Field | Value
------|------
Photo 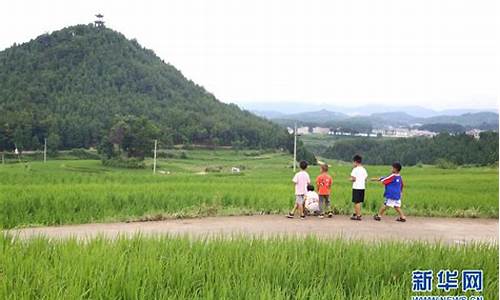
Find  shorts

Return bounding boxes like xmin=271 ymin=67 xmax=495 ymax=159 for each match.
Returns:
xmin=384 ymin=198 xmax=401 ymax=208
xmin=352 ymin=189 xmax=365 ymax=203
xmin=295 ymin=194 xmax=305 ymax=205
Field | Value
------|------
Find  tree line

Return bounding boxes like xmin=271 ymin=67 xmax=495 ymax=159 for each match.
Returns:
xmin=323 ymin=132 xmax=498 ymax=166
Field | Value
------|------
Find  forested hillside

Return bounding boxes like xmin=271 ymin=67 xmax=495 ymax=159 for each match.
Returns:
xmin=0 ymin=24 xmax=291 ymax=151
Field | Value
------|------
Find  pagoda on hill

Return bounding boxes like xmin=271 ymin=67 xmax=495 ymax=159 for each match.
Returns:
xmin=94 ymin=14 xmax=105 ymax=28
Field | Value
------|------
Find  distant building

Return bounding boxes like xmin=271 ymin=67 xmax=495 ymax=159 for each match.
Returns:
xmin=411 ymin=129 xmax=437 ymax=137
xmin=297 ymin=127 xmax=310 ymax=135
xmin=372 ymin=127 xmax=436 ymax=138
xmin=312 ymin=127 xmax=330 ymax=134
xmin=466 ymin=129 xmax=483 ymax=139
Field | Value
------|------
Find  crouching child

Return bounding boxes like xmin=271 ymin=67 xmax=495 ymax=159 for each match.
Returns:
xmin=304 ymin=184 xmax=320 ymax=216
xmin=371 ymin=162 xmax=406 ymax=222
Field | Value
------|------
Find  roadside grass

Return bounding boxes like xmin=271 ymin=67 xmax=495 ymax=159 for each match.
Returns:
xmin=0 ymin=149 xmax=498 ymax=228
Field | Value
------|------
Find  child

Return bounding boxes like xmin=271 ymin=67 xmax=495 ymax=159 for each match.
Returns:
xmin=287 ymin=160 xmax=310 ymax=219
xmin=350 ymin=154 xmax=368 ymax=221
xmin=316 ymin=164 xmax=334 ymax=218
xmin=304 ymin=184 xmax=320 ymax=215
xmin=372 ymin=162 xmax=406 ymax=222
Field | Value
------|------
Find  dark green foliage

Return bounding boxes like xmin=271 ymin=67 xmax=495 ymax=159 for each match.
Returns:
xmin=324 ymin=132 xmax=499 ymax=166
xmin=295 ymin=140 xmax=317 ymax=165
xmin=0 ymin=24 xmax=290 ymax=151
xmin=435 ymin=159 xmax=458 ymax=169
xmin=101 ymin=157 xmax=146 ymax=169
xmin=65 ymin=148 xmax=100 ymax=160
xmin=419 ymin=123 xmax=465 ymax=134
xmin=104 ymin=115 xmax=159 ymax=159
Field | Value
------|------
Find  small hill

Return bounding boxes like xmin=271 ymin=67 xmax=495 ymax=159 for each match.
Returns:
xmin=0 ymin=24 xmax=290 ymax=151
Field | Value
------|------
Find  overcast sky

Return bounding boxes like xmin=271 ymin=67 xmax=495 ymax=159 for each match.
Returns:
xmin=1 ymin=0 xmax=497 ymax=110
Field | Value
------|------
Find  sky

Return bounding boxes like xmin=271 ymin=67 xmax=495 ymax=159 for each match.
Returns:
xmin=1 ymin=0 xmax=498 ymax=110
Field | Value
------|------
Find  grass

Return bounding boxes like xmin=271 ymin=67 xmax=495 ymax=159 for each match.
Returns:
xmin=0 ymin=235 xmax=497 ymax=299
xmin=0 ymin=149 xmax=498 ymax=228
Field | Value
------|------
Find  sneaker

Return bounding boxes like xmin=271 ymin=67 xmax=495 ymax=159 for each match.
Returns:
xmin=286 ymin=212 xmax=294 ymax=219
xmin=373 ymin=215 xmax=381 ymax=221
xmin=327 ymin=212 xmax=333 ymax=218
xmin=396 ymin=217 xmax=407 ymax=222
xmin=300 ymin=215 xmax=306 ymax=220
xmin=318 ymin=215 xmax=324 ymax=219
xmin=350 ymin=215 xmax=362 ymax=221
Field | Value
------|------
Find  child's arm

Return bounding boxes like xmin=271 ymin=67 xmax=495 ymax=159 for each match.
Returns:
xmin=379 ymin=174 xmax=396 ymax=185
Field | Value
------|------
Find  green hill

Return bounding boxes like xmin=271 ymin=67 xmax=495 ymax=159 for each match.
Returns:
xmin=0 ymin=24 xmax=291 ymax=151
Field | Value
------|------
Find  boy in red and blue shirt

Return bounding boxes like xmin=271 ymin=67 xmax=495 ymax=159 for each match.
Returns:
xmin=371 ymin=162 xmax=406 ymax=222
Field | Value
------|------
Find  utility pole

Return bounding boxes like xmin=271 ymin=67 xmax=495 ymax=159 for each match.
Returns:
xmin=153 ymin=139 xmax=157 ymax=174
xmin=44 ymin=138 xmax=47 ymax=163
xmin=293 ymin=122 xmax=297 ymax=172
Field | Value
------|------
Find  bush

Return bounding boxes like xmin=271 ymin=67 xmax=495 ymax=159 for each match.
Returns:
xmin=243 ymin=151 xmax=261 ymax=157
xmin=67 ymin=148 xmax=100 ymax=160
xmin=157 ymin=152 xmax=176 ymax=159
xmin=435 ymin=158 xmax=457 ymax=169
xmin=101 ymin=157 xmax=146 ymax=169
xmin=205 ymin=166 xmax=223 ymax=173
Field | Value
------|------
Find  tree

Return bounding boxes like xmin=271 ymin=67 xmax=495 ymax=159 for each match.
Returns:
xmin=103 ymin=116 xmax=159 ymax=160
xmin=47 ymin=133 xmax=61 ymax=153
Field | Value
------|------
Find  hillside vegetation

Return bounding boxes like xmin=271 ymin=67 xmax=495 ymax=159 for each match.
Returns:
xmin=0 ymin=24 xmax=291 ymax=151
xmin=323 ymin=132 xmax=499 ymax=166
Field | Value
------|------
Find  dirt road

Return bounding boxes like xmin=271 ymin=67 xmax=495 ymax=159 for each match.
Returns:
xmin=7 ymin=215 xmax=498 ymax=245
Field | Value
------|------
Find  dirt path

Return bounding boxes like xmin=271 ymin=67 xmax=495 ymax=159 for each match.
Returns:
xmin=7 ymin=215 xmax=498 ymax=245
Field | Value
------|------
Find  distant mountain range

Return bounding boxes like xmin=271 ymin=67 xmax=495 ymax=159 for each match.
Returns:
xmin=252 ymin=108 xmax=499 ymax=131
xmin=246 ymin=102 xmax=498 ymax=118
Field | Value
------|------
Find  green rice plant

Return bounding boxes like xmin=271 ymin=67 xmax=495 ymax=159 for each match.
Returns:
xmin=0 ymin=149 xmax=498 ymax=228
xmin=0 ymin=235 xmax=497 ymax=299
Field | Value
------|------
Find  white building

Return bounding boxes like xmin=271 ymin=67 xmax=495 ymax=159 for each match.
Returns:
xmin=466 ymin=129 xmax=482 ymax=139
xmin=372 ymin=128 xmax=436 ymax=138
xmin=297 ymin=127 xmax=310 ymax=135
xmin=312 ymin=127 xmax=330 ymax=134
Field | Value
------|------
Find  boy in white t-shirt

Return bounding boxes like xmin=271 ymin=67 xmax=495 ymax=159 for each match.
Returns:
xmin=304 ymin=184 xmax=320 ymax=215
xmin=287 ymin=160 xmax=310 ymax=219
xmin=349 ymin=154 xmax=368 ymax=221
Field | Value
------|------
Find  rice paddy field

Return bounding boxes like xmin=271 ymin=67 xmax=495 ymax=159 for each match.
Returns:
xmin=0 ymin=235 xmax=498 ymax=299
xmin=1 ymin=149 xmax=498 ymax=299
xmin=0 ymin=149 xmax=498 ymax=229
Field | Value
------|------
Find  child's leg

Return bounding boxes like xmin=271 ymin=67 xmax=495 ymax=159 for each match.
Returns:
xmin=354 ymin=202 xmax=361 ymax=216
xmin=378 ymin=205 xmax=387 ymax=216
xmin=394 ymin=207 xmax=406 ymax=219
xmin=319 ymin=196 xmax=325 ymax=215
xmin=298 ymin=204 xmax=304 ymax=217
xmin=325 ymin=196 xmax=332 ymax=214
